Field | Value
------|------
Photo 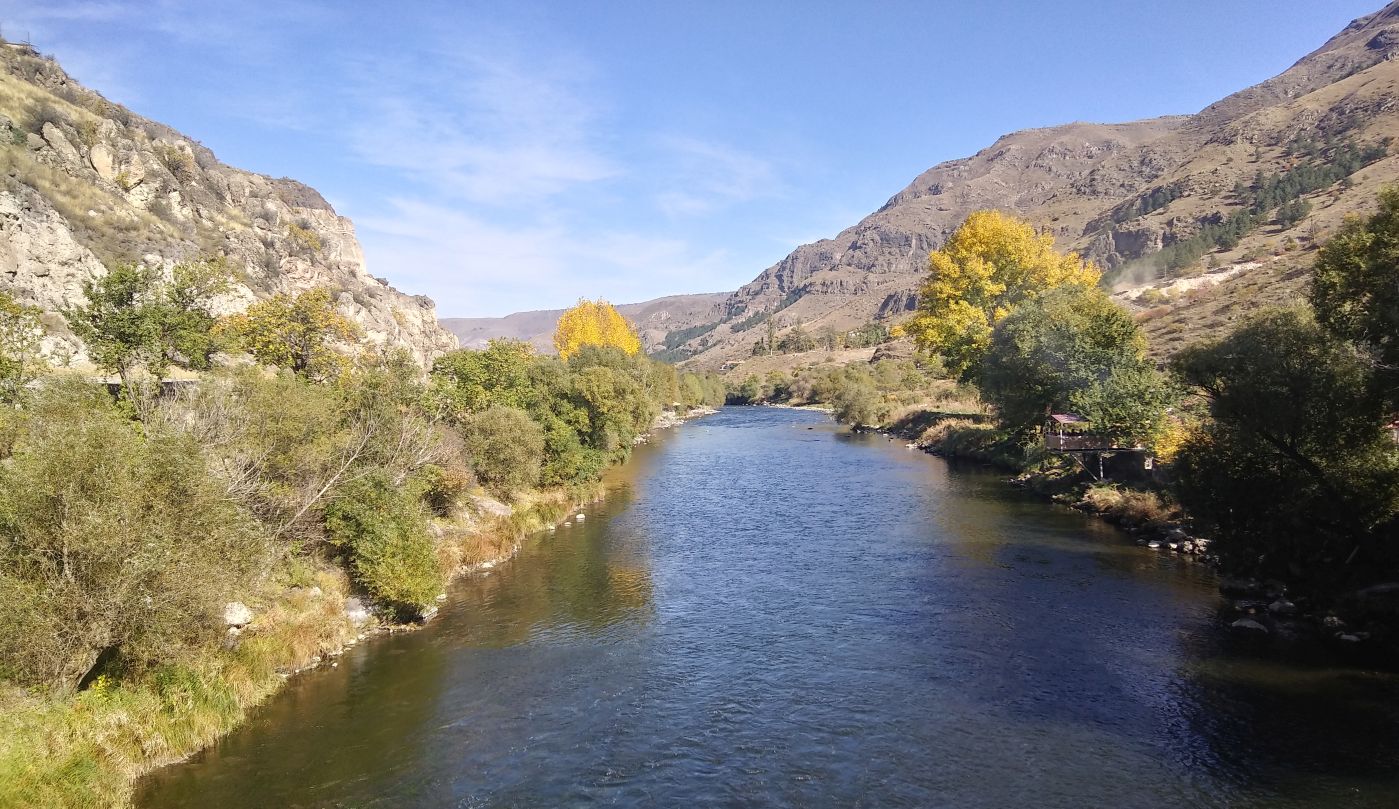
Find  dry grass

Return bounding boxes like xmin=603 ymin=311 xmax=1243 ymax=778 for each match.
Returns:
xmin=1078 ymin=484 xmax=1180 ymax=529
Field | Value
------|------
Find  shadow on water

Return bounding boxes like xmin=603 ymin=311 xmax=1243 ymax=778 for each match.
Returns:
xmin=137 ymin=407 xmax=1399 ymax=809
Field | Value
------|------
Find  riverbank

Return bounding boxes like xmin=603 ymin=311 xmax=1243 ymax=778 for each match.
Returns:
xmin=880 ymin=407 xmax=1209 ymax=554
xmin=0 ymin=406 xmax=712 ymax=809
xmin=878 ymin=405 xmax=1399 ymax=661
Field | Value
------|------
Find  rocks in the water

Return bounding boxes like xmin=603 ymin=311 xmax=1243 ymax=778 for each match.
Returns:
xmin=575 ymin=513 xmax=586 ymax=522
xmin=1342 ymin=582 xmax=1399 ymax=619
xmin=1220 ymin=577 xmax=1267 ymax=598
xmin=1147 ymin=541 xmax=1162 ymax=550
xmin=344 ymin=597 xmax=372 ymax=626
xmin=1268 ymin=599 xmax=1298 ymax=616
xmin=417 ymin=606 xmax=439 ymax=623
xmin=224 ymin=601 xmax=254 ymax=628
xmin=1230 ymin=618 xmax=1269 ymax=634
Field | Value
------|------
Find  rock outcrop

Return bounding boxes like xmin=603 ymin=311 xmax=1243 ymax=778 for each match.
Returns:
xmin=0 ymin=42 xmax=456 ymax=367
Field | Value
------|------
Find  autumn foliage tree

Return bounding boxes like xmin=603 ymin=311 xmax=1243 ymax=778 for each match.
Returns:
xmin=553 ymin=298 xmax=641 ymax=359
xmin=906 ymin=210 xmax=1100 ymax=379
xmin=218 ymin=287 xmax=359 ymax=382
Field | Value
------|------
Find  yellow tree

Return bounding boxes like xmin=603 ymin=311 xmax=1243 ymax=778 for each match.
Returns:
xmin=553 ymin=298 xmax=641 ymax=359
xmin=905 ymin=210 xmax=1099 ymax=379
xmin=218 ymin=287 xmax=360 ymax=381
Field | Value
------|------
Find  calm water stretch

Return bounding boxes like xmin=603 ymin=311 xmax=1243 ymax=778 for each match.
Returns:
xmin=138 ymin=407 xmax=1399 ymax=808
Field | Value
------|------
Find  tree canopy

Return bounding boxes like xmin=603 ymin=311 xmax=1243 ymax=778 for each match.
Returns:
xmin=553 ymin=298 xmax=641 ymax=359
xmin=1312 ymin=186 xmax=1399 ymax=404
xmin=64 ymin=258 xmax=228 ymax=417
xmin=906 ymin=210 xmax=1100 ymax=379
xmin=977 ymin=285 xmax=1170 ymax=444
xmin=1171 ymin=308 xmax=1399 ymax=592
xmin=0 ymin=291 xmax=45 ymax=407
xmin=218 ymin=287 xmax=360 ymax=382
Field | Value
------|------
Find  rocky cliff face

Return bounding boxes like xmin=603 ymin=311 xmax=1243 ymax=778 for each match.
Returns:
xmin=670 ymin=1 xmax=1399 ymax=369
xmin=0 ymin=42 xmax=456 ymax=367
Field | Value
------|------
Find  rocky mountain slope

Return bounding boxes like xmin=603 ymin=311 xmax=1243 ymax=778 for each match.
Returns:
xmin=0 ymin=41 xmax=456 ymax=367
xmin=663 ymin=1 xmax=1399 ymax=370
xmin=441 ymin=292 xmax=727 ymax=354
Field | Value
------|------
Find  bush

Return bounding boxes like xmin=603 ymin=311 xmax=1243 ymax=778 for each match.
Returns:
xmin=325 ymin=471 xmax=442 ymax=612
xmin=459 ymin=405 xmax=545 ymax=492
xmin=831 ymin=380 xmax=887 ymax=428
xmin=0 ymin=384 xmax=268 ymax=692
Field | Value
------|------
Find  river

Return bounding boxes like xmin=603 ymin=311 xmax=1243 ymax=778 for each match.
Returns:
xmin=137 ymin=406 xmax=1399 ymax=808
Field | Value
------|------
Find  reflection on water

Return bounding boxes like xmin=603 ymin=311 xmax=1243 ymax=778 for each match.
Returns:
xmin=138 ymin=408 xmax=1399 ymax=808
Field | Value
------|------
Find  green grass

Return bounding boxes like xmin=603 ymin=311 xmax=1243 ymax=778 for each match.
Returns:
xmin=0 ymin=566 xmax=357 ymax=809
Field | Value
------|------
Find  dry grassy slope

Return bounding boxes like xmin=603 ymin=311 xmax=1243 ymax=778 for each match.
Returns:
xmin=441 ymin=291 xmax=728 ymax=354
xmin=673 ymin=1 xmax=1399 ymax=372
xmin=0 ymin=42 xmax=457 ymax=366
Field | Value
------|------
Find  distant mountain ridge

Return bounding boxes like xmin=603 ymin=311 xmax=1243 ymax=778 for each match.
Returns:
xmin=639 ymin=1 xmax=1399 ymax=368
xmin=441 ymin=292 xmax=728 ymax=354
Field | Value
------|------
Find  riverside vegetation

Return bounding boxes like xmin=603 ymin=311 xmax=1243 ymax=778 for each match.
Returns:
xmin=0 ymin=280 xmax=723 ymax=808
xmin=729 ymin=196 xmax=1399 ymax=650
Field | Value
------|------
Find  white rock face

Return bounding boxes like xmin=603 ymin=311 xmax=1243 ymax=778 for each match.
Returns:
xmin=0 ymin=48 xmax=458 ymax=368
xmin=224 ymin=601 xmax=254 ymax=628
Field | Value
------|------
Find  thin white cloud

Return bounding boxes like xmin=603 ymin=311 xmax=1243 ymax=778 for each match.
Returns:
xmin=343 ymin=41 xmax=617 ymax=207
xmin=357 ymin=198 xmax=731 ymax=317
xmin=652 ymin=135 xmax=780 ymax=217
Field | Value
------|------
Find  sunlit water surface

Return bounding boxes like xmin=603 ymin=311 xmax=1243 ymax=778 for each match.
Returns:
xmin=137 ymin=407 xmax=1399 ymax=808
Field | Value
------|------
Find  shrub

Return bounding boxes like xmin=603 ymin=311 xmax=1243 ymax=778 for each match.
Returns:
xmin=459 ymin=404 xmax=545 ymax=493
xmin=286 ymin=223 xmax=322 ymax=254
xmin=325 ymin=470 xmax=442 ymax=612
xmin=0 ymin=385 xmax=268 ymax=692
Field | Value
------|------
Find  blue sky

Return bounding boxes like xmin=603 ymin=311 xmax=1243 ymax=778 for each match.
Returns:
xmin=0 ymin=1 xmax=1383 ymax=317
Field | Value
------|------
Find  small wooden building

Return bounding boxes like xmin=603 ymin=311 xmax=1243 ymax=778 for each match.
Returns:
xmin=1043 ymin=413 xmax=1118 ymax=451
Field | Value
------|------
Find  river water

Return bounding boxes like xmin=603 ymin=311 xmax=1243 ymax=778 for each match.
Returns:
xmin=137 ymin=407 xmax=1399 ymax=808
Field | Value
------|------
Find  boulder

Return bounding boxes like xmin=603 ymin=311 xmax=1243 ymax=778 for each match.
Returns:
xmin=1219 ymin=577 xmax=1266 ymax=598
xmin=344 ymin=596 xmax=372 ymax=626
xmin=1231 ymin=618 xmax=1269 ymax=635
xmin=223 ymin=601 xmax=254 ymax=628
xmin=89 ymin=143 xmax=116 ymax=181
xmin=1268 ymin=599 xmax=1298 ymax=616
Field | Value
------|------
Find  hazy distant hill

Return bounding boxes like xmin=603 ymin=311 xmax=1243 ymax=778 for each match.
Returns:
xmin=441 ymin=292 xmax=729 ymax=354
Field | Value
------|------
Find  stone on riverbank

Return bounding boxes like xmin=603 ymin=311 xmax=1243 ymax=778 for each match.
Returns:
xmin=1231 ymin=618 xmax=1270 ymax=634
xmin=224 ymin=601 xmax=254 ymax=628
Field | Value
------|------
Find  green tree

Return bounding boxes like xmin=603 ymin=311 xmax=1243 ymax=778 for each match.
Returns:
xmin=325 ymin=469 xmax=442 ymax=615
xmin=0 ymin=291 xmax=45 ymax=406
xmin=1172 ymin=308 xmax=1399 ymax=593
xmin=1312 ymin=187 xmax=1399 ymax=404
xmin=218 ymin=287 xmax=359 ymax=382
xmin=832 ymin=384 xmax=885 ymax=428
xmin=428 ymin=338 xmax=536 ymax=418
xmin=977 ymin=286 xmax=1168 ymax=442
xmin=64 ymin=259 xmax=227 ymax=416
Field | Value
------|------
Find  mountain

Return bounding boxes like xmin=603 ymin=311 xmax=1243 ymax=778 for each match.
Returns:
xmin=657 ymin=1 xmax=1399 ymax=369
xmin=0 ymin=41 xmax=456 ymax=367
xmin=441 ymin=292 xmax=728 ymax=354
